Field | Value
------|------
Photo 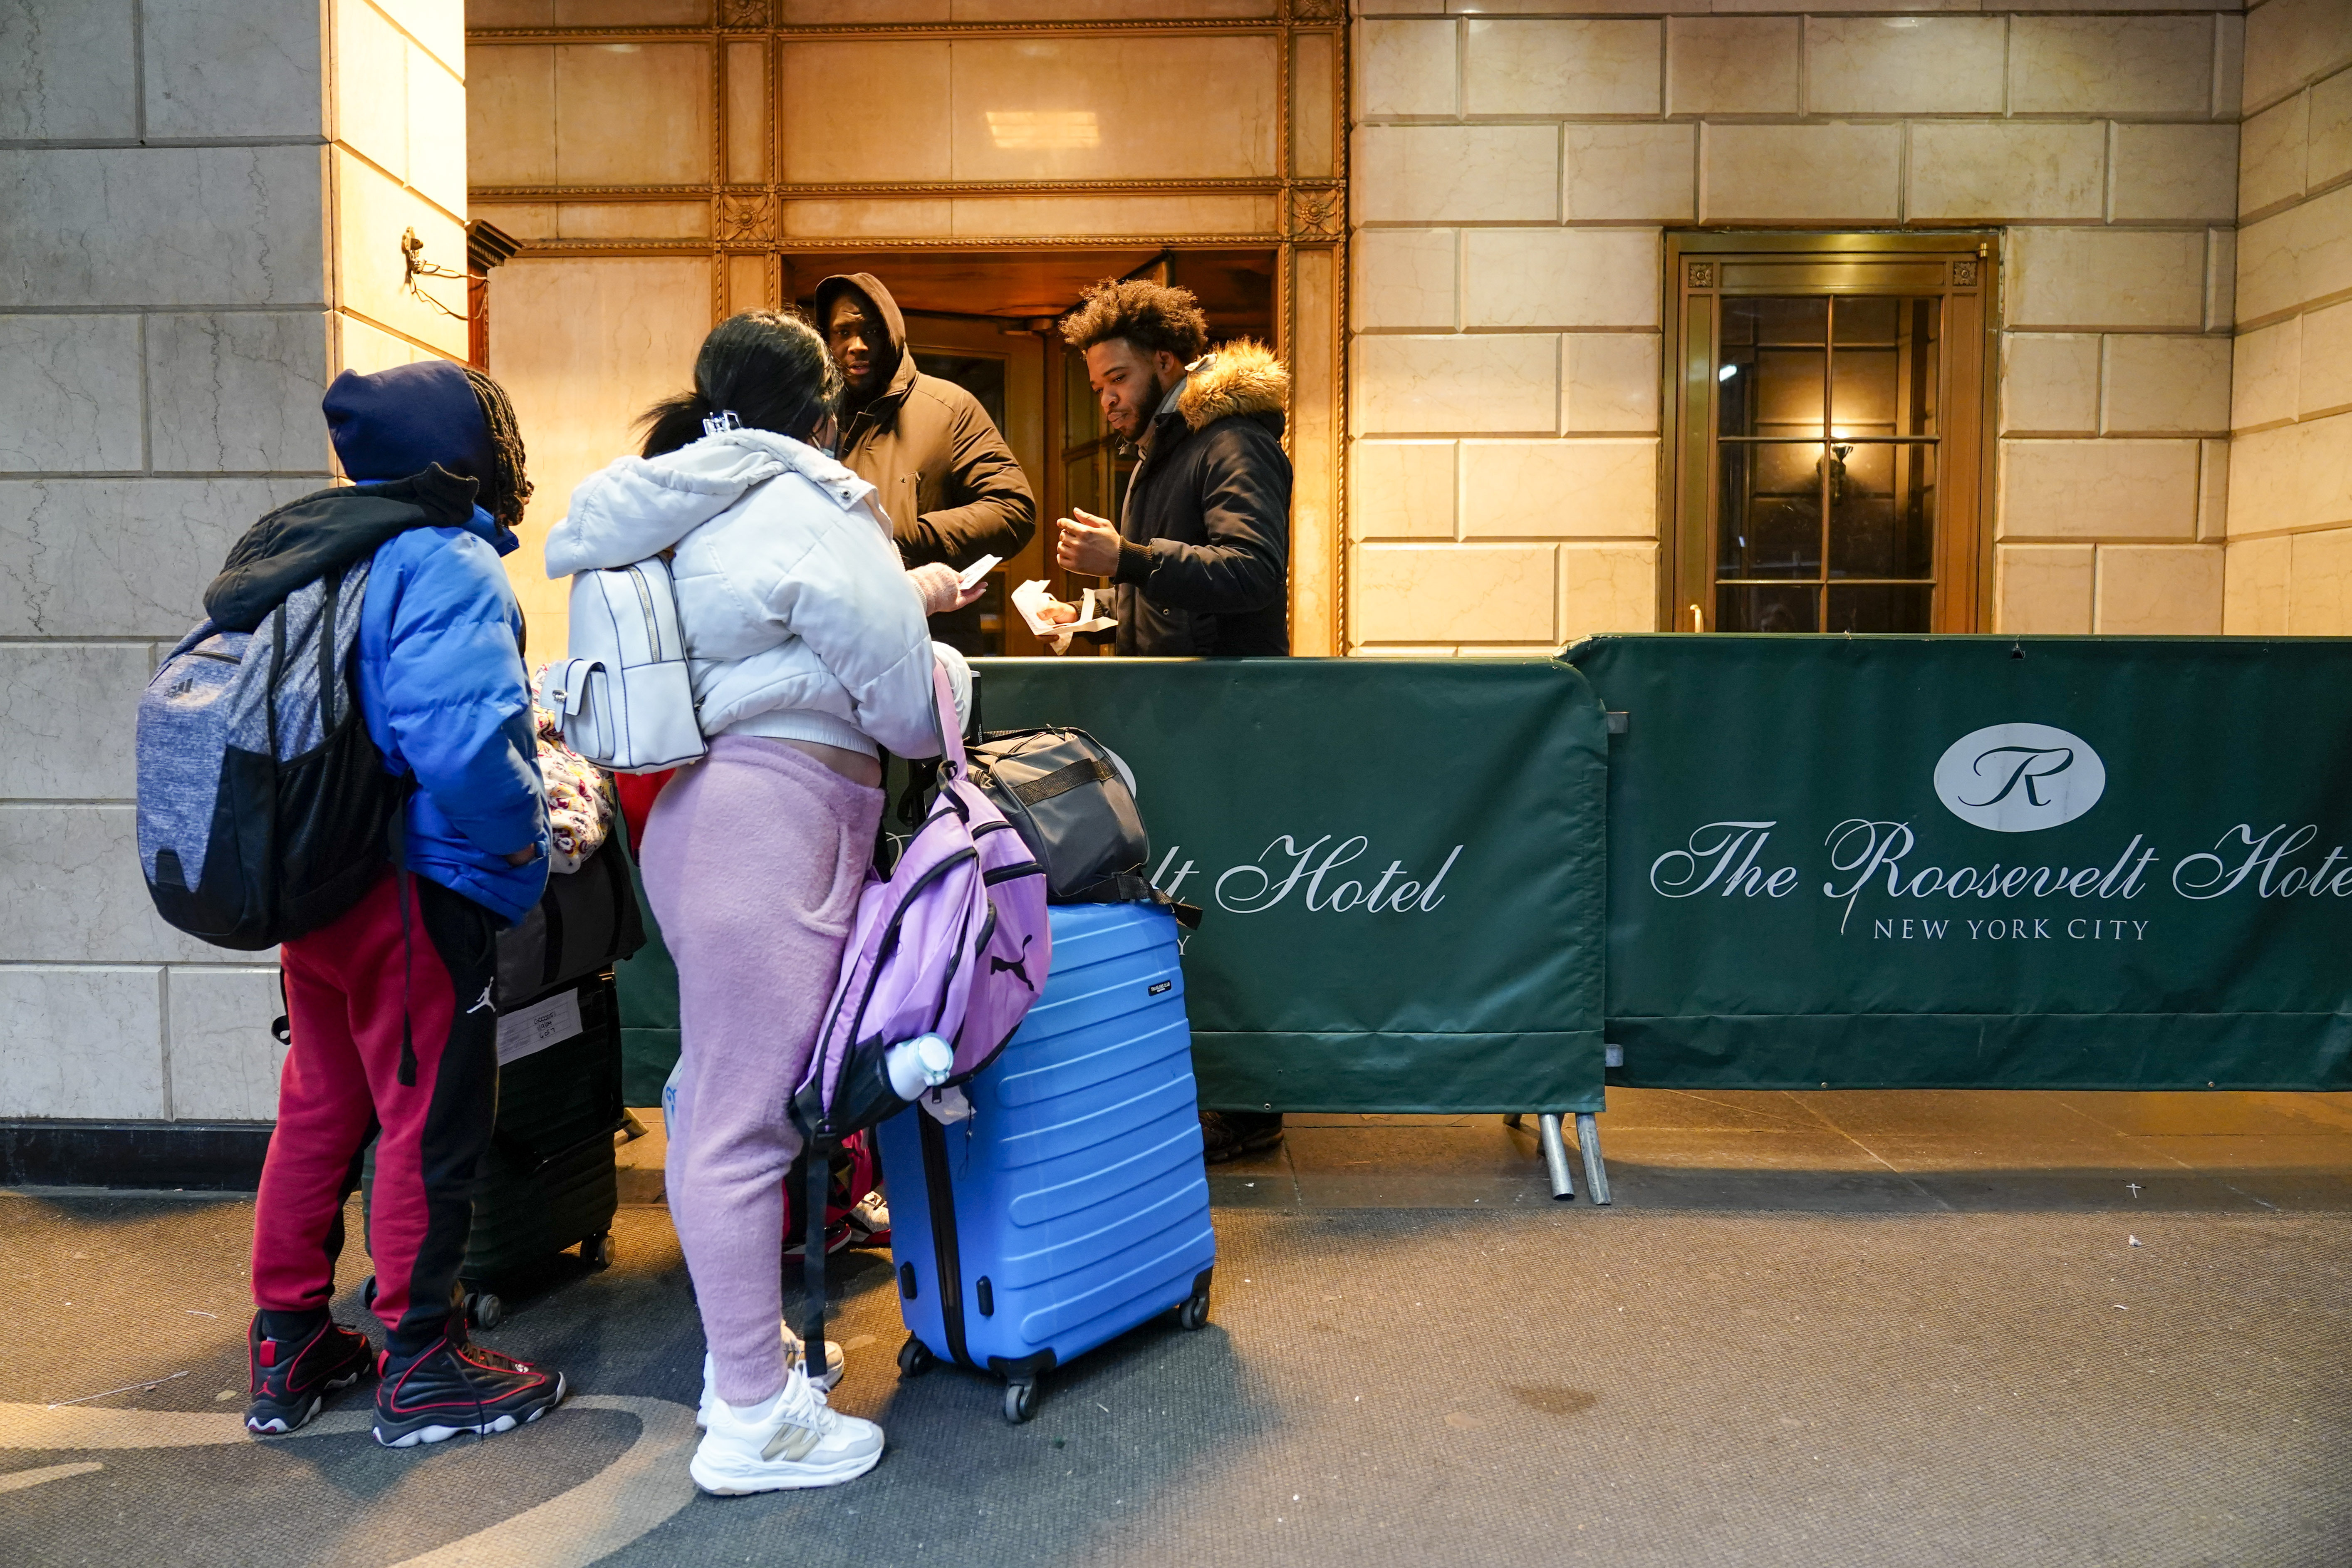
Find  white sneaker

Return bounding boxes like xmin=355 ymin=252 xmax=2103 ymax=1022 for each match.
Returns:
xmin=697 ymin=1323 xmax=843 ymax=1428
xmin=844 ymin=1192 xmax=890 ymax=1247
xmin=689 ymin=1365 xmax=883 ymax=1495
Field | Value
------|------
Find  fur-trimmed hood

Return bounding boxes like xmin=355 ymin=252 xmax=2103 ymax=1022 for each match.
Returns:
xmin=1177 ymin=340 xmax=1287 ymax=432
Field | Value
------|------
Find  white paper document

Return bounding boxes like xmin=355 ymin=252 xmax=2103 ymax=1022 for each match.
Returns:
xmin=496 ymin=987 xmax=584 ymax=1065
xmin=956 ymin=553 xmax=1002 ymax=592
xmin=1010 ymin=579 xmax=1116 ymax=654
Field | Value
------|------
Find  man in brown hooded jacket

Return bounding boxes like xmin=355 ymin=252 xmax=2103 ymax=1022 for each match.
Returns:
xmin=814 ymin=273 xmax=1037 ymax=652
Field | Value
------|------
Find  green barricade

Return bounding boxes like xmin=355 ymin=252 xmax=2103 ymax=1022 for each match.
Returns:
xmin=614 ymin=657 xmax=1610 ymax=1115
xmin=1568 ymin=634 xmax=2352 ymax=1091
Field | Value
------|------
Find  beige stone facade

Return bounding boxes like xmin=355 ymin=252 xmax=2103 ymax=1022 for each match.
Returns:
xmin=1351 ymin=4 xmax=2252 ymax=648
xmin=2226 ymin=0 xmax=2352 ymax=633
xmin=0 ymin=0 xmax=472 ymax=1121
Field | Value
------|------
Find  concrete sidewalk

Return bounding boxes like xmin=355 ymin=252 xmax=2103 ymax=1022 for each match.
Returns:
xmin=5 ymin=1090 xmax=2350 ymax=1567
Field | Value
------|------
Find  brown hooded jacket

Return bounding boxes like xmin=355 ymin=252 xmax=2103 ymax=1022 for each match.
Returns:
xmin=813 ymin=274 xmax=1037 ymax=625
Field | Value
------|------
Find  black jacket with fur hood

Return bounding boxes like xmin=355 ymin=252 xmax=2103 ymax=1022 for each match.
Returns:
xmin=1110 ymin=341 xmax=1290 ymax=657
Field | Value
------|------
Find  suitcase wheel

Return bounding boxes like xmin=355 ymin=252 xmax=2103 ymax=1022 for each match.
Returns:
xmin=464 ymin=1287 xmax=507 ymax=1332
xmin=1178 ymin=1288 xmax=1211 ymax=1332
xmin=582 ymin=1232 xmax=616 ymax=1271
xmin=897 ymin=1335 xmax=936 ymax=1380
xmin=1002 ymin=1381 xmax=1038 ymax=1425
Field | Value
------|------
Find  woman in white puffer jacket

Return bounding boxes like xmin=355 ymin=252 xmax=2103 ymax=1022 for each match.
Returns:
xmin=545 ymin=311 xmax=972 ymax=1496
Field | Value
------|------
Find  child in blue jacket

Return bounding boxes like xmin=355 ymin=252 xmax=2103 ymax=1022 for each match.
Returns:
xmin=238 ymin=361 xmax=566 ymax=1447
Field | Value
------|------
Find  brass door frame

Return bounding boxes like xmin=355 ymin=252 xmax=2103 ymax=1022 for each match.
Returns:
xmin=1660 ymin=231 xmax=1998 ymax=634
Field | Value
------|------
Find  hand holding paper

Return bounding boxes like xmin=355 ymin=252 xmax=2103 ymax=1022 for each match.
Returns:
xmin=1011 ymin=579 xmax=1116 ymax=654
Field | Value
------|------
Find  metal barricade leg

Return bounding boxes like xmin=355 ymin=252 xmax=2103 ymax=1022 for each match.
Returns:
xmin=1502 ymin=1113 xmax=1524 ymax=1130
xmin=1537 ymin=1113 xmax=1576 ymax=1201
xmin=1574 ymin=1111 xmax=1611 ymax=1206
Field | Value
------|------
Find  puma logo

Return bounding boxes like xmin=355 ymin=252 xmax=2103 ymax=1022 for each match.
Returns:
xmin=988 ymin=935 xmax=1037 ymax=992
xmin=467 ymin=984 xmax=495 ymax=1015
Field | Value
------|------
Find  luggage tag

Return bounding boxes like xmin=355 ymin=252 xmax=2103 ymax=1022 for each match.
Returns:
xmin=920 ymin=1083 xmax=975 ymax=1126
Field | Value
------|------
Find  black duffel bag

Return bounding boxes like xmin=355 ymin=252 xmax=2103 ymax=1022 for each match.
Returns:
xmin=967 ymin=727 xmax=1152 ymax=905
xmin=495 ymin=827 xmax=647 ymax=1008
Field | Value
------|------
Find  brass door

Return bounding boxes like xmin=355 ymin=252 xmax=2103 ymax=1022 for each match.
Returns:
xmin=1664 ymin=235 xmax=1994 ymax=634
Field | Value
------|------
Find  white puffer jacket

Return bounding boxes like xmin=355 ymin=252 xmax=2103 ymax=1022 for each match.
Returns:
xmin=546 ymin=429 xmax=959 ymax=759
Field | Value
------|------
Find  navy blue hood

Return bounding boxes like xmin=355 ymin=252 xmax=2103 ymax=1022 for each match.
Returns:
xmin=323 ymin=362 xmax=496 ymax=487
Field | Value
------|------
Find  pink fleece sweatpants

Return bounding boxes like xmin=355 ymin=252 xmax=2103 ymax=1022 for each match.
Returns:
xmin=640 ymin=735 xmax=883 ymax=1407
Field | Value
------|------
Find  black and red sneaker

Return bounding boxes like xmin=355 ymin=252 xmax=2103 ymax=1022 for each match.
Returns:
xmin=245 ymin=1314 xmax=374 ymax=1435
xmin=372 ymin=1327 xmax=566 ymax=1448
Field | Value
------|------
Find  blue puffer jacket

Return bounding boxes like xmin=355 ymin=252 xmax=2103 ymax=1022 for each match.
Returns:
xmin=357 ymin=507 xmax=550 ymax=925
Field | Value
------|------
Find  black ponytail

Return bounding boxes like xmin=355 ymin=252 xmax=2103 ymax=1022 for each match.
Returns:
xmin=637 ymin=309 xmax=842 ymax=459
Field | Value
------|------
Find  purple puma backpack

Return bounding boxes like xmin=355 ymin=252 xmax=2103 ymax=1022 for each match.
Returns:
xmin=793 ymin=661 xmax=1050 ymax=1354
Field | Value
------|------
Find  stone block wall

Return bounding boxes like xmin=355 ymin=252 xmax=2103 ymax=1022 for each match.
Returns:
xmin=2223 ymin=0 xmax=2352 ymax=632
xmin=1349 ymin=2 xmax=2246 ymax=651
xmin=0 ymin=0 xmax=468 ymax=1125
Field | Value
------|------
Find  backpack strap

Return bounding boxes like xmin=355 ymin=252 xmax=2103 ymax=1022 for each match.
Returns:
xmin=1061 ymin=873 xmax=1203 ymax=929
xmin=931 ymin=659 xmax=966 ymax=777
xmin=799 ymin=1129 xmax=832 ymax=1387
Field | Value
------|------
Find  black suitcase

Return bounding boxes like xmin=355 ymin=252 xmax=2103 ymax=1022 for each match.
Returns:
xmin=364 ymin=971 xmax=626 ymax=1328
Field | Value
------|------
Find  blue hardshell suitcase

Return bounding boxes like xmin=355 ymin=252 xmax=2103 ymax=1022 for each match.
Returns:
xmin=879 ymin=902 xmax=1217 ymax=1422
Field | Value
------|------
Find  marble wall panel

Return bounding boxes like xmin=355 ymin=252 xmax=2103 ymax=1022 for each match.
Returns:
xmin=2236 ymin=183 xmax=2352 ymax=326
xmin=2006 ymin=228 xmax=2208 ymax=329
xmin=948 ymin=195 xmax=1277 ymax=237
xmin=2238 ymin=93 xmax=2308 ymax=219
xmin=490 ymin=257 xmax=715 ymax=649
xmin=557 ymin=0 xmax=708 ymax=21
xmin=1907 ymin=122 xmax=2106 ymax=223
xmin=383 ymin=0 xmax=464 ymax=74
xmin=332 ymin=150 xmax=468 ymax=359
xmin=2208 ymin=227 xmax=2238 ymax=332
xmin=952 ymin=0 xmax=1277 ymax=15
xmin=2302 ymin=299 xmax=2352 ymax=417
xmin=148 ymin=312 xmax=332 ymax=474
xmin=1354 ymin=334 xmax=1560 ymax=435
xmin=725 ymin=253 xmax=771 ymax=315
xmin=1352 ymin=126 xmax=1560 ymax=224
xmin=1291 ymin=245 xmax=1339 ymax=656
xmin=1558 ymin=543 xmax=1656 ymax=642
xmin=2200 ymin=437 xmax=2231 ymax=540
xmin=466 ymin=46 xmax=557 ymax=187
xmin=1349 ymin=442 xmax=1456 ymax=541
xmin=0 ymin=317 xmax=143 ymax=474
xmin=168 ymin=968 xmax=287 ymax=1122
xmin=1462 ymin=20 xmax=1661 ymax=117
xmin=2312 ymin=68 xmax=2352 ymax=189
xmin=337 ymin=310 xmax=426 ymax=377
xmin=1666 ymin=18 xmax=1800 ymax=116
xmin=1995 ymin=544 xmax=2095 ymax=634
xmin=2223 ymin=533 xmax=2292 ymax=633
xmin=2226 ymin=418 xmax=2302 ymax=531
xmin=0 ymin=0 xmax=137 ymax=140
xmin=1563 ymin=125 xmax=1697 ymax=222
xmin=1293 ymin=30 xmax=1337 ymax=180
xmin=782 ymin=42 xmax=951 ymax=183
xmin=336 ymin=0 xmax=409 ymax=182
xmin=1699 ymin=123 xmax=1902 ymax=224
xmin=1461 ymin=229 xmax=1660 ymax=329
xmin=0 ymin=967 xmax=164 ymax=1120
xmin=554 ymin=42 xmax=713 ymax=186
xmin=1359 ymin=19 xmax=1457 ymax=118
xmin=726 ymin=40 xmax=768 ymax=185
xmin=2095 ymin=542 xmax=2225 ymax=632
xmin=0 ymin=148 xmax=327 ymax=310
xmin=144 ymin=0 xmax=324 ymax=141
xmin=1564 ymin=334 xmax=1661 ymax=434
xmin=406 ymin=42 xmax=470 ymax=217
xmin=1459 ymin=439 xmax=1656 ymax=537
xmin=0 ymin=805 xmax=230 ymax=964
xmin=555 ymin=201 xmax=711 ymax=239
xmin=1353 ymin=230 xmax=1457 ymax=332
xmin=1805 ymin=17 xmax=2005 ymax=116
xmin=782 ymin=200 xmax=955 ymax=238
xmin=2111 ymin=124 xmax=2240 ymax=224
xmin=0 ymin=644 xmax=152 ymax=800
xmin=2289 ymin=523 xmax=2352 ymax=632
xmin=2102 ymin=333 xmax=2233 ymax=435
xmin=2001 ymin=332 xmax=2101 ymax=436
xmin=2001 ymin=438 xmax=2201 ymax=539
xmin=777 ymin=0 xmax=938 ymax=17
xmin=0 ymin=479 xmax=316 ymax=637
xmin=2243 ymin=0 xmax=2352 ymax=114
xmin=1352 ymin=542 xmax=1557 ymax=643
xmin=948 ymin=37 xmax=1278 ymax=182
xmin=2009 ymin=16 xmax=2216 ymax=117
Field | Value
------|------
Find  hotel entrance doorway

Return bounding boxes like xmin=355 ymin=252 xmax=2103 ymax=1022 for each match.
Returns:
xmin=782 ymin=249 xmax=1278 ymax=655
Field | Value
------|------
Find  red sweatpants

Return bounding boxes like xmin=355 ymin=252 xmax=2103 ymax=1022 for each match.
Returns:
xmin=251 ymin=869 xmax=500 ymax=1352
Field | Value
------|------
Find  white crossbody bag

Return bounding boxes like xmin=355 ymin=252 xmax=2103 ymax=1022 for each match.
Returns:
xmin=546 ymin=555 xmax=707 ymax=773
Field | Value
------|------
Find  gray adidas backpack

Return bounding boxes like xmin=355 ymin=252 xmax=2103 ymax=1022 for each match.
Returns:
xmin=136 ymin=566 xmax=403 ymax=950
